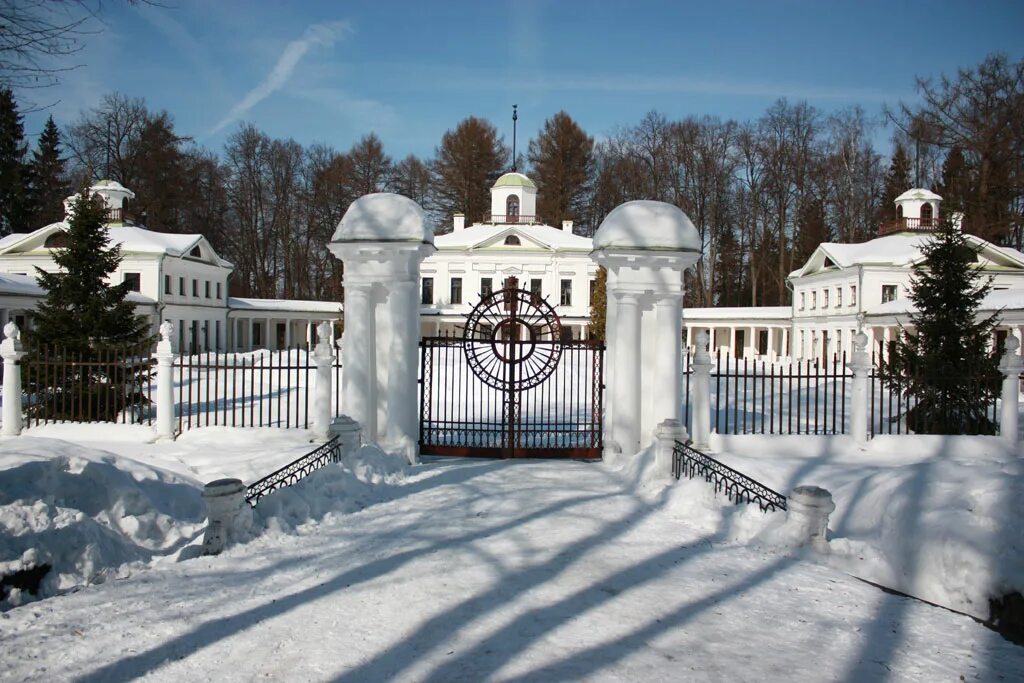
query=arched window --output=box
[44,232,68,249]
[920,202,933,226]
[896,205,903,220]
[504,235,521,246]
[505,195,520,223]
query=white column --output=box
[1,323,26,437]
[766,326,775,360]
[312,321,334,442]
[747,326,755,359]
[386,280,420,463]
[782,327,789,361]
[691,330,712,451]
[612,291,642,456]
[284,319,292,349]
[341,284,377,441]
[999,336,1022,447]
[728,326,736,358]
[152,321,176,441]
[654,295,684,427]
[848,331,871,446]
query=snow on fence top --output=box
[332,193,433,244]
[593,200,700,252]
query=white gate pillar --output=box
[152,321,176,441]
[312,321,335,442]
[329,193,434,451]
[691,330,712,450]
[591,201,701,461]
[1,322,26,437]
[999,336,1022,447]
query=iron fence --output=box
[176,347,343,432]
[245,435,342,506]
[671,439,787,512]
[22,344,155,426]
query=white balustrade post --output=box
[847,331,872,446]
[999,336,1022,447]
[691,330,712,451]
[654,418,687,480]
[0,322,26,437]
[152,321,177,441]
[312,321,334,442]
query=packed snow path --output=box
[2,457,1021,682]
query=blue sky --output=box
[18,0,1024,160]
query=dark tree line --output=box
[0,54,1020,305]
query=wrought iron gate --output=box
[418,277,604,458]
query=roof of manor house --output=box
[433,223,593,251]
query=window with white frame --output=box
[811,291,817,308]
[836,287,842,307]
[822,289,829,308]
[799,292,805,310]
[849,284,857,307]
[881,284,897,303]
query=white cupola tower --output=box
[894,188,942,227]
[490,172,538,225]
[63,180,136,224]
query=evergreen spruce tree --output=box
[26,116,69,228]
[887,217,1001,434]
[879,141,912,221]
[32,189,150,352]
[0,88,28,235]
[29,189,152,421]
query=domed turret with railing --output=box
[879,188,947,236]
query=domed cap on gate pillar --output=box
[332,193,433,245]
[594,200,700,252]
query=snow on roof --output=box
[332,193,432,244]
[434,222,592,251]
[492,172,536,189]
[682,306,792,321]
[895,188,942,203]
[866,287,1024,317]
[0,272,155,304]
[228,298,342,314]
[0,222,233,268]
[594,201,700,252]
[91,179,135,198]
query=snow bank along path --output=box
[2,453,1021,681]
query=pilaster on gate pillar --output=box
[312,321,335,442]
[999,336,1022,448]
[152,321,177,442]
[329,193,434,450]
[847,331,872,447]
[0,322,26,437]
[591,200,701,461]
[691,330,713,451]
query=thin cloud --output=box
[210,21,350,135]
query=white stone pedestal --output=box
[201,478,252,556]
[787,485,835,553]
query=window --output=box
[836,287,842,307]
[504,235,521,246]
[822,289,829,308]
[560,279,572,306]
[506,195,520,222]
[799,292,805,310]
[179,277,185,296]
[205,281,211,298]
[920,202,933,226]
[192,279,198,297]
[164,274,171,295]
[216,282,222,299]
[530,278,542,304]
[190,321,198,353]
[481,277,493,297]
[178,320,185,350]
[421,277,433,305]
[811,291,817,309]
[881,284,897,303]
[450,277,462,305]
[215,321,221,350]
[44,233,68,249]
[190,245,201,258]
[849,285,857,307]
[123,272,141,292]
[202,321,209,350]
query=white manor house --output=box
[0,176,1021,359]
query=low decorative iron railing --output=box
[245,435,342,506]
[671,440,787,512]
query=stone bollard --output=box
[787,485,835,553]
[654,418,687,480]
[0,322,26,437]
[201,478,253,556]
[329,415,362,462]
[847,331,872,447]
[999,336,1022,447]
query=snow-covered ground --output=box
[0,426,1021,681]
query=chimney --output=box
[453,213,465,232]
[561,219,573,233]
